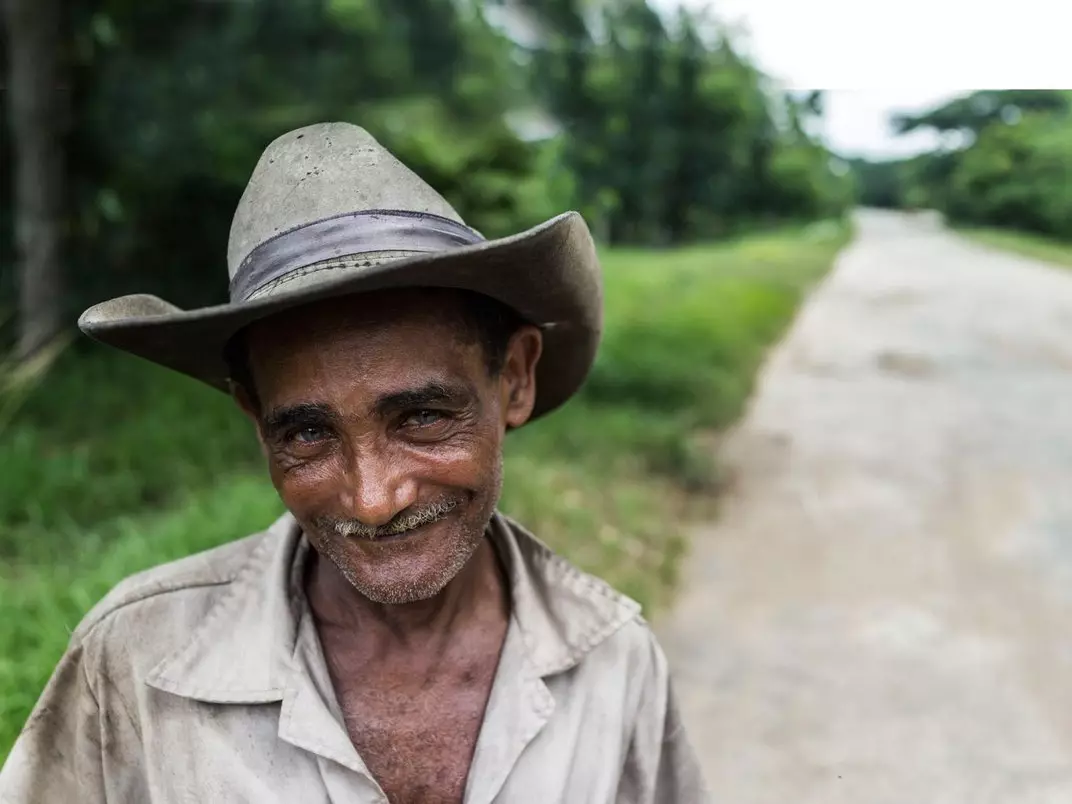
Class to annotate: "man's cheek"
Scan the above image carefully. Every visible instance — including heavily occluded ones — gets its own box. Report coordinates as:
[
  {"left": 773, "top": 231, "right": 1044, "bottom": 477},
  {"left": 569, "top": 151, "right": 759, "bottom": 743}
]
[{"left": 274, "top": 470, "right": 337, "bottom": 517}]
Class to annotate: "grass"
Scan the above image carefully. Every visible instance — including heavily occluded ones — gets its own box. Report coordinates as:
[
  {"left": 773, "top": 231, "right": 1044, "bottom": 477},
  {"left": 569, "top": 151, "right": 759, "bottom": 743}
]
[
  {"left": 0, "top": 219, "right": 851, "bottom": 757},
  {"left": 956, "top": 226, "right": 1072, "bottom": 270}
]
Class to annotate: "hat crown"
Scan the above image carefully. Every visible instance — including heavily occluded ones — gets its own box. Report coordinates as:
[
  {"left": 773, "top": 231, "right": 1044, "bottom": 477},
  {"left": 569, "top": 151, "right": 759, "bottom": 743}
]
[{"left": 227, "top": 122, "right": 464, "bottom": 278}]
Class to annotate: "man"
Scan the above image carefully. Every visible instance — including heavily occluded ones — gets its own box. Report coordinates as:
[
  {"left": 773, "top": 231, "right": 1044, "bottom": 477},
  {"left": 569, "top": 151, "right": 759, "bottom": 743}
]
[{"left": 0, "top": 123, "right": 707, "bottom": 803}]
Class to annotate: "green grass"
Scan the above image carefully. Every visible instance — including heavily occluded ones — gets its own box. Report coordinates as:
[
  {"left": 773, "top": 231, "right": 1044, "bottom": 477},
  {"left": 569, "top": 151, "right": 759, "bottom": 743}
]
[
  {"left": 0, "top": 220, "right": 851, "bottom": 757},
  {"left": 957, "top": 226, "right": 1072, "bottom": 269}
]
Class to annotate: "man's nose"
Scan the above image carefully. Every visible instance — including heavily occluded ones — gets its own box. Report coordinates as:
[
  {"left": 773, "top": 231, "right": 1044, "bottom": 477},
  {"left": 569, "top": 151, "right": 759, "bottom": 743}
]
[{"left": 340, "top": 444, "right": 418, "bottom": 528}]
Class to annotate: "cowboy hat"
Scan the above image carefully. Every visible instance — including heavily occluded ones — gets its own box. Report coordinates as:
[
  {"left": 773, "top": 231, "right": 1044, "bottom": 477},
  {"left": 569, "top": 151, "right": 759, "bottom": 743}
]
[{"left": 77, "top": 122, "right": 603, "bottom": 421}]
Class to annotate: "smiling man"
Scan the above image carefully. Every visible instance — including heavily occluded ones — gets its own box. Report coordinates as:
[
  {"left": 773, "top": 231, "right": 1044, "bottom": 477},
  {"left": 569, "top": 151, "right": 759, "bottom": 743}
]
[{"left": 0, "top": 123, "right": 707, "bottom": 804}]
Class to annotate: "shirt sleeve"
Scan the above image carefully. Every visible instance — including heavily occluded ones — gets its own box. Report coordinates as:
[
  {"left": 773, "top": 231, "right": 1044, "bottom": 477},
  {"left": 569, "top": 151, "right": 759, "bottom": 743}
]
[
  {"left": 0, "top": 640, "right": 107, "bottom": 804},
  {"left": 617, "top": 627, "right": 712, "bottom": 804}
]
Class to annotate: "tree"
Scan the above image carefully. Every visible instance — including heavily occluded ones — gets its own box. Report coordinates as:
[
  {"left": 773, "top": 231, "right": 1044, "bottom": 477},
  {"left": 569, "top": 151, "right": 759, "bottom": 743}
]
[
  {"left": 882, "top": 90, "right": 1072, "bottom": 233},
  {"left": 893, "top": 90, "right": 1071, "bottom": 139},
  {"left": 844, "top": 157, "right": 906, "bottom": 209},
  {"left": 1, "top": 0, "right": 853, "bottom": 327},
  {"left": 3, "top": 0, "right": 68, "bottom": 358},
  {"left": 947, "top": 113, "right": 1072, "bottom": 237}
]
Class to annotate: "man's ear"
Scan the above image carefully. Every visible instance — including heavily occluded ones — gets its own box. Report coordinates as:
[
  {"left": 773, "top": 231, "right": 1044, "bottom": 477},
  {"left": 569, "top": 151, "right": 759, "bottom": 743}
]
[{"left": 500, "top": 325, "right": 543, "bottom": 430}]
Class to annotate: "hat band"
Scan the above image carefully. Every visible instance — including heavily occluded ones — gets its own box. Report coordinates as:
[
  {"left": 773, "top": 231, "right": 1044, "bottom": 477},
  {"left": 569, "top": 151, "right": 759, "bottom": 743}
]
[{"left": 230, "top": 209, "right": 485, "bottom": 302}]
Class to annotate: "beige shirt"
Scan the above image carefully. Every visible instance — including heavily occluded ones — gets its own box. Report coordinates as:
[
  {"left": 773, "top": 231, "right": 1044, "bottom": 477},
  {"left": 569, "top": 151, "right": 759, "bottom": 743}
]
[{"left": 0, "top": 512, "right": 709, "bottom": 803}]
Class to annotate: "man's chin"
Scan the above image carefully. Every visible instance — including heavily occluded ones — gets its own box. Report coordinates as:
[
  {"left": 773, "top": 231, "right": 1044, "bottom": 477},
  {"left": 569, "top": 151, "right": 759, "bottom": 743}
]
[
  {"left": 356, "top": 576, "right": 448, "bottom": 606},
  {"left": 346, "top": 563, "right": 458, "bottom": 605},
  {"left": 339, "top": 527, "right": 485, "bottom": 605}
]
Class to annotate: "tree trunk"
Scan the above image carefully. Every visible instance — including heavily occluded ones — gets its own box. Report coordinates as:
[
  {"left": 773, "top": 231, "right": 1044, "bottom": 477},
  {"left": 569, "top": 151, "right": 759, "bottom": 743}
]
[{"left": 3, "top": 0, "right": 67, "bottom": 359}]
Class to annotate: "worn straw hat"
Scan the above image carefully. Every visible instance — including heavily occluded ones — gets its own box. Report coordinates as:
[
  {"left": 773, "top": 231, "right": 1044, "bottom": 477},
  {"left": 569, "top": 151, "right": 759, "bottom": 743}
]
[{"left": 78, "top": 122, "right": 603, "bottom": 421}]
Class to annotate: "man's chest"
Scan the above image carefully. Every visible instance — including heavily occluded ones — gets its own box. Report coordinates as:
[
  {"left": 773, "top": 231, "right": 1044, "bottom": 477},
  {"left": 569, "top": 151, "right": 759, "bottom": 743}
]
[
  {"left": 107, "top": 618, "right": 642, "bottom": 804},
  {"left": 335, "top": 672, "right": 495, "bottom": 804}
]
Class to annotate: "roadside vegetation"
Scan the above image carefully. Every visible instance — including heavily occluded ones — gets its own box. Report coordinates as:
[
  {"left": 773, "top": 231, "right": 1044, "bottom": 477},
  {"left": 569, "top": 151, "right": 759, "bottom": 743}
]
[{"left": 955, "top": 227, "right": 1072, "bottom": 271}]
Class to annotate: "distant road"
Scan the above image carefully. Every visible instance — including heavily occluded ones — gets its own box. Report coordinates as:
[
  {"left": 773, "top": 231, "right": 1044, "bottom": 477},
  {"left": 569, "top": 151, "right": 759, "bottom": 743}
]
[{"left": 659, "top": 209, "right": 1072, "bottom": 803}]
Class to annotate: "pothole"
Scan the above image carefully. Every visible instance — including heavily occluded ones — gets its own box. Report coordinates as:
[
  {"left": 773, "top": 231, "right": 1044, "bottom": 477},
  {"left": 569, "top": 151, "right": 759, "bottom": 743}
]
[{"left": 875, "top": 350, "right": 938, "bottom": 378}]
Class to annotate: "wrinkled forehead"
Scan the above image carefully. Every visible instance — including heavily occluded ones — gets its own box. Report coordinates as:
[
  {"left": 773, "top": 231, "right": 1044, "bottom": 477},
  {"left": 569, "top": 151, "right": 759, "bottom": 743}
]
[{"left": 243, "top": 289, "right": 482, "bottom": 396}]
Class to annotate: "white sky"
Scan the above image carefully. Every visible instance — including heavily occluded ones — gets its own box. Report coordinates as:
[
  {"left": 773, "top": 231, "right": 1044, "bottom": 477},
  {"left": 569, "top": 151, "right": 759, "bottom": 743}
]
[{"left": 649, "top": 0, "right": 1072, "bottom": 158}]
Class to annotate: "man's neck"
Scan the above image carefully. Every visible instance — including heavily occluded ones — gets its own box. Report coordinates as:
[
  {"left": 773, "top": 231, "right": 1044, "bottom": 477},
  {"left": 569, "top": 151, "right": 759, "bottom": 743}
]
[{"left": 305, "top": 538, "right": 509, "bottom": 655}]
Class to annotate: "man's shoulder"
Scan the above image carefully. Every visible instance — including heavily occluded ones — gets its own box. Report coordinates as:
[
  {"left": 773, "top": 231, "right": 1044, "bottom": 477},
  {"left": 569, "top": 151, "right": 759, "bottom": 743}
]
[
  {"left": 501, "top": 512, "right": 642, "bottom": 604},
  {"left": 73, "top": 522, "right": 282, "bottom": 645},
  {"left": 494, "top": 513, "right": 664, "bottom": 670}
]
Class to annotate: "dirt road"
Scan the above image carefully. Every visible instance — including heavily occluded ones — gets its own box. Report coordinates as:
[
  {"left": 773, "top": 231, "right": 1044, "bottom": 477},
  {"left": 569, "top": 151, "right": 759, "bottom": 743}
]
[{"left": 657, "top": 211, "right": 1072, "bottom": 803}]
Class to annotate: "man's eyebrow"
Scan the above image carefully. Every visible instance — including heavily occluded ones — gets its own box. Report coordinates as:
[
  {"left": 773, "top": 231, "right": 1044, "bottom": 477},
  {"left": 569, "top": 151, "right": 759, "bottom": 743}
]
[
  {"left": 373, "top": 381, "right": 473, "bottom": 417},
  {"left": 262, "top": 402, "right": 338, "bottom": 436}
]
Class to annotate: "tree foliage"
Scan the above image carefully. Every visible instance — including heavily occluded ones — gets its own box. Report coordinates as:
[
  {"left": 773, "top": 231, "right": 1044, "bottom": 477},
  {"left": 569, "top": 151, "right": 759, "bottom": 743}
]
[
  {"left": 946, "top": 113, "right": 1072, "bottom": 237},
  {"left": 1, "top": 0, "right": 851, "bottom": 333},
  {"left": 892, "top": 90, "right": 1070, "bottom": 137},
  {"left": 527, "top": 1, "right": 851, "bottom": 243},
  {"left": 851, "top": 90, "right": 1072, "bottom": 238}
]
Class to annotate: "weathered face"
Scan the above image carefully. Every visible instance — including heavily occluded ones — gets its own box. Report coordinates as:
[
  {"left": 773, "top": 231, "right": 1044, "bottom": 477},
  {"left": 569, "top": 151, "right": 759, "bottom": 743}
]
[{"left": 236, "top": 290, "right": 541, "bottom": 605}]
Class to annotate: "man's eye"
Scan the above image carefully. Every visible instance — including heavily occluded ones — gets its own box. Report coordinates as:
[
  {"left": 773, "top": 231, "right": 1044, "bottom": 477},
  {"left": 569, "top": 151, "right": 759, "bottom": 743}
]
[
  {"left": 292, "top": 426, "right": 328, "bottom": 444},
  {"left": 408, "top": 410, "right": 445, "bottom": 427}
]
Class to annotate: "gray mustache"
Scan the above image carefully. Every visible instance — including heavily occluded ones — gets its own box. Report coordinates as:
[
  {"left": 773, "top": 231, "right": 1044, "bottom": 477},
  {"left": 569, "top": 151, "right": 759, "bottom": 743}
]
[{"left": 317, "top": 498, "right": 458, "bottom": 541}]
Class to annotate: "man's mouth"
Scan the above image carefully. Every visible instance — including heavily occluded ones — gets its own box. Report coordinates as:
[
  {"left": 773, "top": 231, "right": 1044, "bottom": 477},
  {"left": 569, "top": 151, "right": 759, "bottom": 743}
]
[
  {"left": 319, "top": 500, "right": 458, "bottom": 543},
  {"left": 361, "top": 518, "right": 442, "bottom": 543}
]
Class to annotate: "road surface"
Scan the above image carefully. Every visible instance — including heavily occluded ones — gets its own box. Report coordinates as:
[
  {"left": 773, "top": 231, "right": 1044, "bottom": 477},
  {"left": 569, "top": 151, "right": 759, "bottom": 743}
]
[{"left": 657, "top": 211, "right": 1072, "bottom": 803}]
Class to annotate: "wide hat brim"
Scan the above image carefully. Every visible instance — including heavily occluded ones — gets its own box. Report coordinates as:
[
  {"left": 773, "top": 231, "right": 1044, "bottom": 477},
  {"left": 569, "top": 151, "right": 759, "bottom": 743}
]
[{"left": 78, "top": 211, "right": 602, "bottom": 423}]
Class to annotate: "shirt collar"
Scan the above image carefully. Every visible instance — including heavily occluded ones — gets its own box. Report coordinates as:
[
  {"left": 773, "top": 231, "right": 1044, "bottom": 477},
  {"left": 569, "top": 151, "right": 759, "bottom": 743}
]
[{"left": 146, "top": 511, "right": 640, "bottom": 703}]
